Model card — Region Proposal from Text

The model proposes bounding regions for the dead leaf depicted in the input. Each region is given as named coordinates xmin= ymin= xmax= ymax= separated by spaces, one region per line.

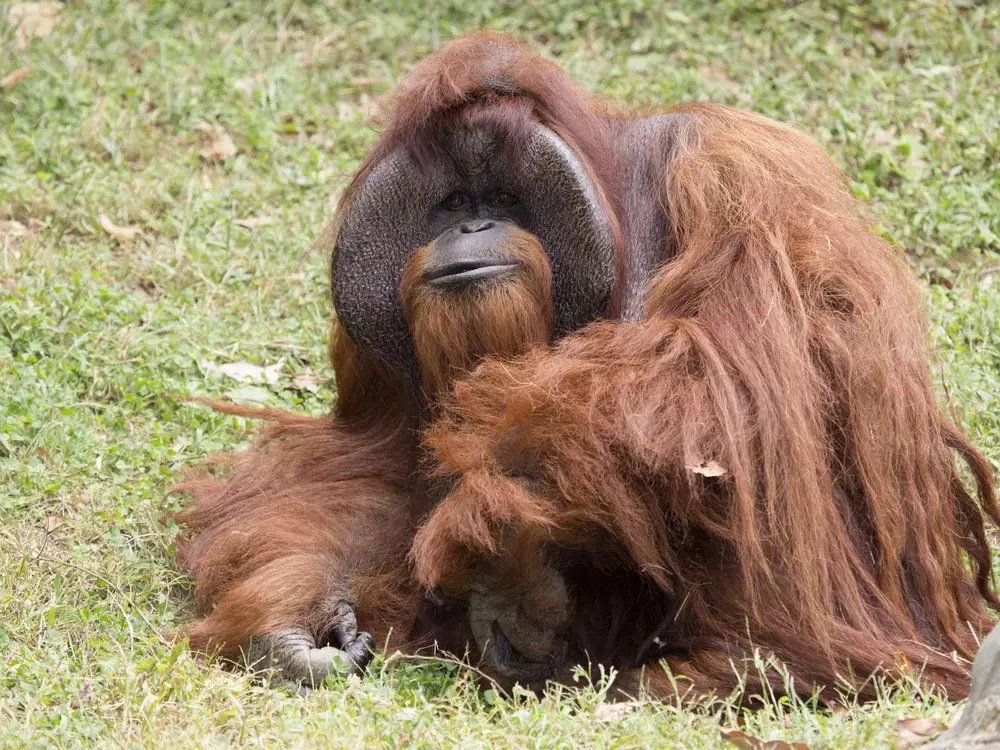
xmin=0 ymin=219 xmax=29 ymax=242
xmin=43 ymin=515 xmax=64 ymax=533
xmin=98 ymin=214 xmax=141 ymax=244
xmin=234 ymin=216 xmax=274 ymax=229
xmin=593 ymin=702 xmax=639 ymax=723
xmin=689 ymin=459 xmax=728 ymax=478
xmin=9 ymin=3 xmax=62 ymax=49
xmin=202 ymin=360 xmax=283 ymax=384
xmin=893 ymin=718 xmax=947 ymax=749
xmin=721 ymin=729 xmax=810 ymax=750
xmin=2 ymin=279 xmax=19 ymax=295
xmin=1 ymin=67 xmax=32 ymax=89
xmin=199 ymin=126 xmax=238 ymax=161
xmin=290 ymin=372 xmax=320 ymax=394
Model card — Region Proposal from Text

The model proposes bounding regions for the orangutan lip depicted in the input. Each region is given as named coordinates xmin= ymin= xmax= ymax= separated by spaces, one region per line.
xmin=424 ymin=262 xmax=519 ymax=287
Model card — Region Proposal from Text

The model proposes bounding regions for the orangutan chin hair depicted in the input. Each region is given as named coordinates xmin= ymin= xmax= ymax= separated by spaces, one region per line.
xmin=401 ymin=228 xmax=553 ymax=398
xmin=172 ymin=31 xmax=998 ymax=704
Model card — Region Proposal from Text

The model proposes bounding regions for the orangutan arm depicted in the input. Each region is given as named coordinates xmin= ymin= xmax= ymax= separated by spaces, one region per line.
xmin=410 ymin=318 xmax=711 ymax=673
xmin=173 ymin=406 xmax=422 ymax=687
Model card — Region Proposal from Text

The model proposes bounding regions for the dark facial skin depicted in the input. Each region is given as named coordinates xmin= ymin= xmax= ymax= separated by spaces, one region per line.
xmin=331 ymin=123 xmax=617 ymax=379
xmin=427 ymin=186 xmax=529 ymax=235
xmin=423 ymin=187 xmax=528 ymax=289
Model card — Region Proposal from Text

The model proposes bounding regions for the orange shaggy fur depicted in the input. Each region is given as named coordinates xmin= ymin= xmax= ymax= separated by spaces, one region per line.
xmin=173 ymin=32 xmax=997 ymax=702
xmin=401 ymin=228 xmax=553 ymax=398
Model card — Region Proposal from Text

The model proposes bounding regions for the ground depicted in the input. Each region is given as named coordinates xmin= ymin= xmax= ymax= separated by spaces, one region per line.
xmin=1 ymin=1 xmax=999 ymax=747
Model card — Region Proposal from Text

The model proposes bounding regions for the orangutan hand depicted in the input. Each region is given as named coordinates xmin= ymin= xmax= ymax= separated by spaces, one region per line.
xmin=245 ymin=596 xmax=376 ymax=691
xmin=465 ymin=559 xmax=572 ymax=683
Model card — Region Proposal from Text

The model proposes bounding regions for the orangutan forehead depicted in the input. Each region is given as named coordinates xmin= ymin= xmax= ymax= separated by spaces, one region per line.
xmin=429 ymin=124 xmax=529 ymax=188
xmin=445 ymin=128 xmax=503 ymax=171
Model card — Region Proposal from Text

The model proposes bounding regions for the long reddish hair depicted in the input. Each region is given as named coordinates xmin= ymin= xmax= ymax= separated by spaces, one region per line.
xmin=173 ymin=32 xmax=998 ymax=703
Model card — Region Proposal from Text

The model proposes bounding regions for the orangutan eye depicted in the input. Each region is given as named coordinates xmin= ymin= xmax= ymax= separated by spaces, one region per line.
xmin=494 ymin=190 xmax=517 ymax=206
xmin=443 ymin=192 xmax=468 ymax=211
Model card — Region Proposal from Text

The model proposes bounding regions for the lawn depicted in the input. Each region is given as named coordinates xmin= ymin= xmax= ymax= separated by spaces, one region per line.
xmin=1 ymin=1 xmax=998 ymax=747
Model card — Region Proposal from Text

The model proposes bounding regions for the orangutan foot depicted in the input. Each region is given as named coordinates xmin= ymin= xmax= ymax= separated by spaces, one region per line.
xmin=246 ymin=605 xmax=376 ymax=689
xmin=466 ymin=562 xmax=572 ymax=683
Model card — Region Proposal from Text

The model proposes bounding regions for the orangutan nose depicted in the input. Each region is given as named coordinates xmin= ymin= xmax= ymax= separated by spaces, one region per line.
xmin=459 ymin=219 xmax=496 ymax=233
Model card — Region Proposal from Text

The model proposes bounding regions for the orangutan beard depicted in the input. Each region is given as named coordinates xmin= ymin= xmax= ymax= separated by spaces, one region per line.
xmin=400 ymin=227 xmax=554 ymax=399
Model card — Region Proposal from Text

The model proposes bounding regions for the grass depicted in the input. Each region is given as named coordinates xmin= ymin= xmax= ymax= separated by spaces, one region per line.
xmin=1 ymin=0 xmax=998 ymax=747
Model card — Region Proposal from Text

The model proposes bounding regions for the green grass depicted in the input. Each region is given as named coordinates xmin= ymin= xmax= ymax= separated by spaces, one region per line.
xmin=1 ymin=1 xmax=998 ymax=747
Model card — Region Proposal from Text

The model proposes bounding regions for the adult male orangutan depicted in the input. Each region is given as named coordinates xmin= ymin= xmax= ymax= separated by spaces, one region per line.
xmin=173 ymin=32 xmax=998 ymax=702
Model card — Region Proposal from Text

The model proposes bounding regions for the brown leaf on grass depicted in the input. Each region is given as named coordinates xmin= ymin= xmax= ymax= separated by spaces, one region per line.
xmin=43 ymin=515 xmax=64 ymax=534
xmin=198 ymin=126 xmax=238 ymax=162
xmin=98 ymin=214 xmax=141 ymax=244
xmin=234 ymin=216 xmax=274 ymax=229
xmin=290 ymin=371 xmax=320 ymax=394
xmin=721 ymin=729 xmax=810 ymax=750
xmin=1 ymin=67 xmax=32 ymax=89
xmin=202 ymin=360 xmax=283 ymax=384
xmin=9 ymin=3 xmax=62 ymax=49
xmin=0 ymin=219 xmax=29 ymax=242
xmin=2 ymin=279 xmax=19 ymax=296
xmin=893 ymin=718 xmax=947 ymax=749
